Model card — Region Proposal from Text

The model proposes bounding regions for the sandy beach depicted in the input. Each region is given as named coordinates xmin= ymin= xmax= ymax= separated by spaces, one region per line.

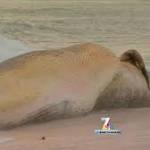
xmin=0 ymin=108 xmax=149 ymax=150
xmin=0 ymin=1 xmax=149 ymax=150
xmin=0 ymin=0 xmax=150 ymax=69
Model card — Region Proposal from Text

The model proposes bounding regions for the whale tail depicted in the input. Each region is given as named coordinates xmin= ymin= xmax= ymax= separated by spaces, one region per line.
xmin=120 ymin=49 xmax=150 ymax=90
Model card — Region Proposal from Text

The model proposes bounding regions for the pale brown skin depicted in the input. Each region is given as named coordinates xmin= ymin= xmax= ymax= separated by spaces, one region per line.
xmin=0 ymin=43 xmax=149 ymax=129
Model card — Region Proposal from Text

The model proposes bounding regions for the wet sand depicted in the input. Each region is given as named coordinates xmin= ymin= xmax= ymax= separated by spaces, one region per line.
xmin=0 ymin=0 xmax=150 ymax=69
xmin=0 ymin=108 xmax=149 ymax=150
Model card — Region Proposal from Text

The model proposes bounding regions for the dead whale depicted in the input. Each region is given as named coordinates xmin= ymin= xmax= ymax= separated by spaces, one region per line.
xmin=0 ymin=43 xmax=149 ymax=129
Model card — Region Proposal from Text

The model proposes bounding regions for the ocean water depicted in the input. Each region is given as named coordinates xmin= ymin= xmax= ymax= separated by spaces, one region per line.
xmin=0 ymin=0 xmax=150 ymax=69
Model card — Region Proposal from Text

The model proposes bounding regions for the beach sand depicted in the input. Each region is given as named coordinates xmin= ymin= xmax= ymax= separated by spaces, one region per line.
xmin=0 ymin=0 xmax=150 ymax=69
xmin=0 ymin=1 xmax=149 ymax=149
xmin=0 ymin=108 xmax=149 ymax=150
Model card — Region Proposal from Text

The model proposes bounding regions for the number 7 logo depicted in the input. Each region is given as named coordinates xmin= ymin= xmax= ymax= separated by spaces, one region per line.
xmin=101 ymin=117 xmax=111 ymax=130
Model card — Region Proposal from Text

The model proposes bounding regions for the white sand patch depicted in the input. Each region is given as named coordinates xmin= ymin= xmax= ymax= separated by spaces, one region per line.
xmin=0 ymin=137 xmax=14 ymax=144
xmin=0 ymin=35 xmax=31 ymax=62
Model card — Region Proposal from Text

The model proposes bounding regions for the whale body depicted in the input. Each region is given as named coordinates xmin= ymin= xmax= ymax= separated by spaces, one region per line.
xmin=0 ymin=43 xmax=149 ymax=129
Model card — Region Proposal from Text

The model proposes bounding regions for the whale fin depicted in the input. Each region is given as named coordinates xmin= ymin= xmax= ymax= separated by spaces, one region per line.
xmin=120 ymin=49 xmax=150 ymax=90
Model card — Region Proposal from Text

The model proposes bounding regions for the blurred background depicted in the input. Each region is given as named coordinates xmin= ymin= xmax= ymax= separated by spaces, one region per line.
xmin=0 ymin=0 xmax=150 ymax=69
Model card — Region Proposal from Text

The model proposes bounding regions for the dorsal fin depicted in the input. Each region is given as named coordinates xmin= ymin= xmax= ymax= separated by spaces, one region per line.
xmin=120 ymin=49 xmax=149 ymax=89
